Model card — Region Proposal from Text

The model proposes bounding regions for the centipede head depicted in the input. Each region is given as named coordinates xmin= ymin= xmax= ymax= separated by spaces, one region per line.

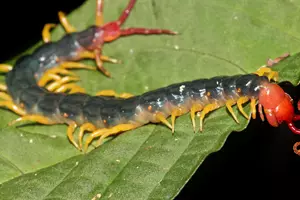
xmin=258 ymin=82 xmax=300 ymax=135
xmin=101 ymin=22 xmax=121 ymax=42
xmin=258 ymin=83 xmax=294 ymax=126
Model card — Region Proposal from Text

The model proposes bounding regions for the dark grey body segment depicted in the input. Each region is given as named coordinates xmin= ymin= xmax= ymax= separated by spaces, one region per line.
xmin=5 ymin=24 xmax=270 ymax=128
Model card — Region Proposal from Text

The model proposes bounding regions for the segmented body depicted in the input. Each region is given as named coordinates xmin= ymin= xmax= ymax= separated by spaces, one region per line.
xmin=7 ymin=66 xmax=268 ymax=127
xmin=6 ymin=54 xmax=275 ymax=152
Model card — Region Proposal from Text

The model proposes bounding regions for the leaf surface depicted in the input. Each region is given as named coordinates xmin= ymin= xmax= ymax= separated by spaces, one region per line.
xmin=0 ymin=0 xmax=300 ymax=199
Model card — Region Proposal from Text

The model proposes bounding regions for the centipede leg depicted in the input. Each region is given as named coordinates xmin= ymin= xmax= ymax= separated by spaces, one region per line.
xmin=0 ymin=64 xmax=12 ymax=73
xmin=225 ymin=99 xmax=239 ymax=123
xmin=120 ymin=28 xmax=177 ymax=37
xmin=250 ymin=98 xmax=257 ymax=119
xmin=0 ymin=101 xmax=26 ymax=116
xmin=42 ymin=23 xmax=56 ymax=43
xmin=59 ymin=61 xmax=96 ymax=71
xmin=155 ymin=112 xmax=172 ymax=130
xmin=258 ymin=103 xmax=265 ymax=121
xmin=95 ymin=0 xmax=104 ymax=26
xmin=199 ymin=103 xmax=220 ymax=132
xmin=78 ymin=51 xmax=121 ymax=64
xmin=8 ymin=114 xmax=54 ymax=126
xmin=237 ymin=97 xmax=250 ymax=120
xmin=171 ymin=108 xmax=187 ymax=133
xmin=254 ymin=67 xmax=278 ymax=82
xmin=78 ymin=123 xmax=96 ymax=150
xmin=46 ymin=76 xmax=80 ymax=92
xmin=67 ymin=122 xmax=79 ymax=149
xmin=96 ymin=90 xmax=134 ymax=98
xmin=190 ymin=104 xmax=202 ymax=132
xmin=38 ymin=67 xmax=77 ymax=87
xmin=94 ymin=49 xmax=111 ymax=77
xmin=58 ymin=11 xmax=76 ymax=33
xmin=83 ymin=124 xmax=137 ymax=152
xmin=55 ymin=83 xmax=86 ymax=94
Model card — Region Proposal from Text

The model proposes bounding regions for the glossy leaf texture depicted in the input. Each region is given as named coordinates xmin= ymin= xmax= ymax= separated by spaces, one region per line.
xmin=0 ymin=0 xmax=300 ymax=199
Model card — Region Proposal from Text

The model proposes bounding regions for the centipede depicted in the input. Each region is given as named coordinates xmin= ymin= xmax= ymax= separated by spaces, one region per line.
xmin=0 ymin=0 xmax=300 ymax=155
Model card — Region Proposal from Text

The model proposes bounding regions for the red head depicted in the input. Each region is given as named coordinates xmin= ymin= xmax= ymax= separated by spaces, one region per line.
xmin=258 ymin=83 xmax=294 ymax=127
xmin=102 ymin=22 xmax=121 ymax=42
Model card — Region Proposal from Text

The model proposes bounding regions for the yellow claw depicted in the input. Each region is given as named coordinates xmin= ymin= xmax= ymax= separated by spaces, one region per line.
xmin=42 ymin=23 xmax=56 ymax=43
xmin=199 ymin=103 xmax=220 ymax=132
xmin=84 ymin=124 xmax=137 ymax=152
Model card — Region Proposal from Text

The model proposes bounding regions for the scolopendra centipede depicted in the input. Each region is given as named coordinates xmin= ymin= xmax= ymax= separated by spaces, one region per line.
xmin=0 ymin=0 xmax=300 ymax=155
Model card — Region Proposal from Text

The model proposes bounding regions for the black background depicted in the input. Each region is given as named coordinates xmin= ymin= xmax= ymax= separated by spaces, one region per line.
xmin=0 ymin=1 xmax=300 ymax=199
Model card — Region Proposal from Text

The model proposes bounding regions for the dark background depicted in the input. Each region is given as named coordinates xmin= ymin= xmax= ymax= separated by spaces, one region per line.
xmin=0 ymin=1 xmax=300 ymax=199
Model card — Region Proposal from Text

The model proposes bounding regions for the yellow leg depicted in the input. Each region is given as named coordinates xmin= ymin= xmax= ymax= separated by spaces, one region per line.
xmin=267 ymin=71 xmax=279 ymax=82
xmin=78 ymin=123 xmax=96 ymax=150
xmin=254 ymin=67 xmax=278 ymax=82
xmin=84 ymin=124 xmax=137 ymax=152
xmin=96 ymin=90 xmax=134 ymax=98
xmin=0 ymin=84 xmax=7 ymax=91
xmin=38 ymin=67 xmax=77 ymax=87
xmin=250 ymin=98 xmax=257 ymax=119
xmin=59 ymin=61 xmax=96 ymax=71
xmin=0 ymin=92 xmax=12 ymax=101
xmin=42 ymin=23 xmax=56 ymax=43
xmin=190 ymin=104 xmax=202 ymax=132
xmin=8 ymin=114 xmax=54 ymax=126
xmin=100 ymin=55 xmax=121 ymax=64
xmin=225 ymin=99 xmax=239 ymax=123
xmin=46 ymin=76 xmax=79 ymax=92
xmin=0 ymin=64 xmax=12 ymax=73
xmin=38 ymin=73 xmax=61 ymax=87
xmin=155 ymin=112 xmax=172 ymax=130
xmin=95 ymin=49 xmax=111 ymax=77
xmin=237 ymin=97 xmax=250 ymax=120
xmin=199 ymin=103 xmax=220 ymax=132
xmin=78 ymin=51 xmax=121 ymax=64
xmin=55 ymin=83 xmax=86 ymax=94
xmin=96 ymin=0 xmax=104 ymax=26
xmin=258 ymin=103 xmax=265 ymax=121
xmin=0 ymin=101 xmax=26 ymax=116
xmin=171 ymin=108 xmax=187 ymax=133
xmin=67 ymin=122 xmax=79 ymax=149
xmin=58 ymin=11 xmax=76 ymax=33
xmin=254 ymin=66 xmax=271 ymax=76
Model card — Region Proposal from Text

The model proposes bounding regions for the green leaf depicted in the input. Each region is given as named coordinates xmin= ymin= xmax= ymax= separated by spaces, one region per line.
xmin=1 ymin=0 xmax=300 ymax=199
